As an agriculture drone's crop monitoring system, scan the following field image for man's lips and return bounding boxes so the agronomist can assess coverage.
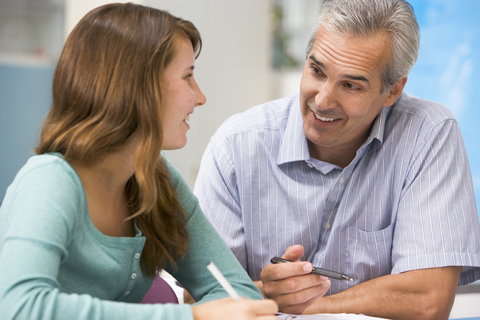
[311,110,340,122]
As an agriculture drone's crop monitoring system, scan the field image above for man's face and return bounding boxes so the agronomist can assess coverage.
[300,27,398,165]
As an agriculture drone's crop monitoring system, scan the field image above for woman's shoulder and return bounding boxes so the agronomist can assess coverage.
[20,153,70,171]
[160,153,198,209]
[15,153,80,185]
[0,153,85,246]
[161,153,188,191]
[5,153,85,210]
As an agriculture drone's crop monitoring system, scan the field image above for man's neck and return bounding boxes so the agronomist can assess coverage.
[307,130,371,169]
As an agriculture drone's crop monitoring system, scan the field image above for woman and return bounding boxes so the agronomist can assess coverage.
[0,3,277,319]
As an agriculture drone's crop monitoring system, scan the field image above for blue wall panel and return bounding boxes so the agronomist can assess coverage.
[0,64,54,199]
[406,0,480,218]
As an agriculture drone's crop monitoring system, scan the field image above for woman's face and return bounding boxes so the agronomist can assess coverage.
[161,36,206,150]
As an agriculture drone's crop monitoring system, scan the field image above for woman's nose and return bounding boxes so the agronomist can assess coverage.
[194,80,206,107]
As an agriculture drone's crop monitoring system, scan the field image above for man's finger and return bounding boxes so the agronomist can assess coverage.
[274,279,331,313]
[262,260,313,282]
[283,245,304,262]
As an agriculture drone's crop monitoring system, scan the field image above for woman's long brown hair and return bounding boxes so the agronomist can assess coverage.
[35,3,202,277]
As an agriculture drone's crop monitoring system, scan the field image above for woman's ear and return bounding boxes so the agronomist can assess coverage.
[383,76,407,107]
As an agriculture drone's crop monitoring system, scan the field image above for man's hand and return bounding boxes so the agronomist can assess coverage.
[259,245,331,314]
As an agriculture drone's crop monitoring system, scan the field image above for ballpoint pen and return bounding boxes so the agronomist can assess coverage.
[271,257,353,281]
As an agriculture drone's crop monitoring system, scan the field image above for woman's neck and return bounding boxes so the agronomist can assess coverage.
[69,144,138,237]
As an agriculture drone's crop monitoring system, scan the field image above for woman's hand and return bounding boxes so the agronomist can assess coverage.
[191,297,278,320]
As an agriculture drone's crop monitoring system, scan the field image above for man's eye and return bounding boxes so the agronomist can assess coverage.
[345,83,360,91]
[311,66,324,77]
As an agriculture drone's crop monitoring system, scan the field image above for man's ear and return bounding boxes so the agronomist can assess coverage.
[383,76,407,107]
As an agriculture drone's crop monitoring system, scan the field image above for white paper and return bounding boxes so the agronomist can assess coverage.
[276,313,390,320]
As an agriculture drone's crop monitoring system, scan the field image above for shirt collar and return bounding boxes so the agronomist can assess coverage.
[276,95,391,165]
[276,96,311,165]
[365,105,390,154]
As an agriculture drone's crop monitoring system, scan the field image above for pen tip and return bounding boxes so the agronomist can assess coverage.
[342,275,354,281]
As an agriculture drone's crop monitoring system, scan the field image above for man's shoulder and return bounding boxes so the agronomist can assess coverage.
[213,94,298,139]
[392,92,455,126]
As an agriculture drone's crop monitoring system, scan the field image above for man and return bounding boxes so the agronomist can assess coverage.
[194,0,480,319]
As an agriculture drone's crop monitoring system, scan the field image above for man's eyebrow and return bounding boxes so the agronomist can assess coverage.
[343,74,370,85]
[308,55,371,87]
[308,55,324,68]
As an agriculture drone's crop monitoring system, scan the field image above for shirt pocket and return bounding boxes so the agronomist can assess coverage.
[348,223,394,283]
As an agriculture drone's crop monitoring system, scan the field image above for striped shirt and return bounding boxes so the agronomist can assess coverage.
[194,92,480,295]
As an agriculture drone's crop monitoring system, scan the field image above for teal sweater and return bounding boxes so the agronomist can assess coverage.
[0,153,263,319]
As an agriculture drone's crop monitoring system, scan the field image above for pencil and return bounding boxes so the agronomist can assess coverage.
[207,262,242,301]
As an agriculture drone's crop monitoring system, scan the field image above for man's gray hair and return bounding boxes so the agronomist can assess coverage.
[306,0,420,94]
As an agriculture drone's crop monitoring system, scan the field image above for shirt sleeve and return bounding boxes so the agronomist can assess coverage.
[392,118,480,284]
[164,154,262,302]
[0,158,194,320]
[192,138,250,271]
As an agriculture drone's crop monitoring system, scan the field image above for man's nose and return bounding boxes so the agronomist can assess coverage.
[315,81,336,111]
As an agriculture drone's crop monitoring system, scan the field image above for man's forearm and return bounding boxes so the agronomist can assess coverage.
[304,266,461,320]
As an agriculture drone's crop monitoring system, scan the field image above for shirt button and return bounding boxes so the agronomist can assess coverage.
[324,222,331,230]
[339,177,345,184]
[125,291,130,296]
[135,253,140,259]
[131,273,137,280]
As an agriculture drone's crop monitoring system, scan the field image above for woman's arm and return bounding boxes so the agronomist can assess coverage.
[0,156,193,319]
[162,155,264,303]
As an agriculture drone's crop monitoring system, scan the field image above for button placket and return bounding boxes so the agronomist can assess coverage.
[130,251,140,281]
[122,250,142,299]
[131,251,141,280]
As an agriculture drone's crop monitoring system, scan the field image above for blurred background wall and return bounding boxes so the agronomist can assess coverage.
[0,0,479,216]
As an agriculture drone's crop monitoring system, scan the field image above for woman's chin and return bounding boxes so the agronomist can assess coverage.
[162,139,187,151]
